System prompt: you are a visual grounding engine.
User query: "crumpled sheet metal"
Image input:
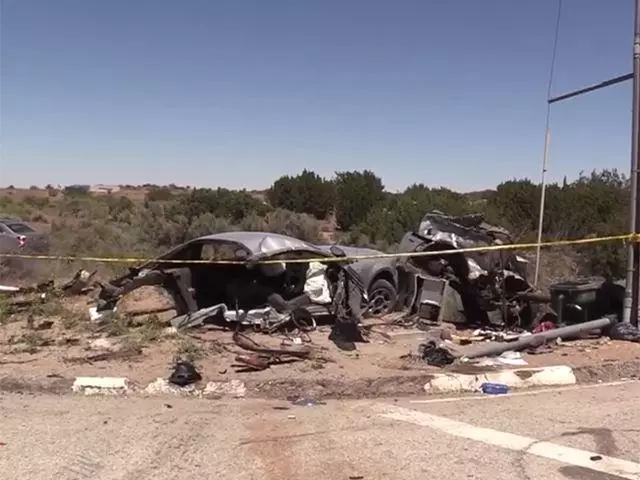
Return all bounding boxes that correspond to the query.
[171,303,290,329]
[416,212,527,283]
[61,269,97,295]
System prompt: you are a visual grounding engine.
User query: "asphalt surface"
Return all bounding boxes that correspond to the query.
[0,381,639,480]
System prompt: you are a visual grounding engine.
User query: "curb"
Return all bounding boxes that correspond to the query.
[423,365,576,394]
[72,376,129,396]
[0,359,637,399]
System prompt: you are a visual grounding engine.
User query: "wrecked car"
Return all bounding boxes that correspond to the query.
[396,211,553,329]
[316,244,399,317]
[96,231,367,332]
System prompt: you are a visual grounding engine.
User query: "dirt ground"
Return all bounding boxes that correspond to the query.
[1,285,639,397]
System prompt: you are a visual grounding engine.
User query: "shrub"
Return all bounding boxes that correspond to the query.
[145,187,174,202]
[63,185,90,197]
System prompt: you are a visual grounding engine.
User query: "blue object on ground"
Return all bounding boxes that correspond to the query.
[481,382,510,395]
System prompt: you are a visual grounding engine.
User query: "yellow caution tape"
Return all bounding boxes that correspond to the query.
[0,232,638,265]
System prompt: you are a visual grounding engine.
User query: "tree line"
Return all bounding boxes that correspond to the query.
[0,167,630,280]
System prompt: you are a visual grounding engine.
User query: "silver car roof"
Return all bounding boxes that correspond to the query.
[184,231,330,259]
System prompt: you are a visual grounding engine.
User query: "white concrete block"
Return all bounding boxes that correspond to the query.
[142,378,199,396]
[204,379,246,398]
[424,365,576,394]
[72,376,129,395]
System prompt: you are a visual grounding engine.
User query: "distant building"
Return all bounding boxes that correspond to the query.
[90,184,121,194]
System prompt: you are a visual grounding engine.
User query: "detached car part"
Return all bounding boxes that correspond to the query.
[397,211,553,329]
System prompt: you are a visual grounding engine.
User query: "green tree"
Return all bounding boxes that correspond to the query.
[359,184,472,245]
[266,170,335,219]
[485,179,540,237]
[334,170,385,230]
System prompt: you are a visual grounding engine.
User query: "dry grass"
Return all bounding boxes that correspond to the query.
[173,337,205,364]
[0,187,154,202]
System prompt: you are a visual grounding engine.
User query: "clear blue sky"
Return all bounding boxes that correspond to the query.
[0,0,635,192]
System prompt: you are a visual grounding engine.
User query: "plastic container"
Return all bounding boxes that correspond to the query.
[480,382,510,395]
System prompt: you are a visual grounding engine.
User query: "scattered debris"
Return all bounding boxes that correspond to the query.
[0,285,20,293]
[418,340,456,367]
[234,354,270,370]
[466,351,528,367]
[89,306,118,323]
[329,322,367,351]
[532,320,557,334]
[60,269,97,295]
[163,326,178,336]
[35,320,54,331]
[481,382,510,395]
[287,395,326,407]
[89,338,118,352]
[470,329,525,343]
[608,322,640,342]
[232,331,312,370]
[168,361,202,387]
[2,226,638,388]
[63,346,143,365]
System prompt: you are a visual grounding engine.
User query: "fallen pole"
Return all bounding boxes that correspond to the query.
[461,317,615,359]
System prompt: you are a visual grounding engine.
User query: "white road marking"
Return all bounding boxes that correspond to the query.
[380,405,640,480]
[408,380,638,404]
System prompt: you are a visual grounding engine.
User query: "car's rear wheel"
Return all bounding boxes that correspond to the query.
[365,278,398,317]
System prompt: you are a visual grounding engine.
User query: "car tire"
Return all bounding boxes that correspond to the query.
[366,278,398,317]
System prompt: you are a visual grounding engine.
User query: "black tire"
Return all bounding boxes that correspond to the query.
[366,278,398,317]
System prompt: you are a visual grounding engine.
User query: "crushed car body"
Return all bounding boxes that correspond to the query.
[316,244,399,317]
[396,211,554,329]
[96,231,367,332]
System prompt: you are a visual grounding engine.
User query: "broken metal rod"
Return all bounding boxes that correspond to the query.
[461,317,614,359]
[548,73,633,104]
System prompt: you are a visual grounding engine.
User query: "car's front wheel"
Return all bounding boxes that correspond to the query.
[365,278,398,317]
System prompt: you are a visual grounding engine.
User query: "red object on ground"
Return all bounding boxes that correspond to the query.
[533,321,557,334]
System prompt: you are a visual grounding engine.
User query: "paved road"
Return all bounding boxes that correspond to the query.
[1,381,639,480]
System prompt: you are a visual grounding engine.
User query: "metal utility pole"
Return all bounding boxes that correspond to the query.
[545,0,639,325]
[623,0,640,325]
